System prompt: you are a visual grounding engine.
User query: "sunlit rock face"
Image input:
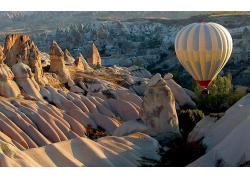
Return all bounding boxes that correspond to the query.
[163,73,196,109]
[74,56,85,70]
[12,56,43,101]
[87,43,102,67]
[77,53,92,71]
[3,34,47,87]
[49,40,65,73]
[0,132,161,167]
[64,49,75,65]
[0,45,21,97]
[139,73,181,146]
[4,34,31,67]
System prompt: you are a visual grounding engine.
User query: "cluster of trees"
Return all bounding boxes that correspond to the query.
[192,75,233,114]
[160,74,246,166]
[175,74,247,141]
[192,74,246,115]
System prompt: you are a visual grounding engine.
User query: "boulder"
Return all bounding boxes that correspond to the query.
[139,73,181,145]
[164,73,173,80]
[139,69,152,78]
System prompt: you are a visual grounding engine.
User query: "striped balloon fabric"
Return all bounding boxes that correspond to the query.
[174,22,233,89]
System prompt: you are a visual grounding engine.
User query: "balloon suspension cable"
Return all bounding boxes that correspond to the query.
[201,88,209,95]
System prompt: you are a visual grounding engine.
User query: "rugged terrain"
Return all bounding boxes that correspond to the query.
[1,11,250,167]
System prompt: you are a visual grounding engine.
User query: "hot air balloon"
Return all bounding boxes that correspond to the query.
[174,22,233,94]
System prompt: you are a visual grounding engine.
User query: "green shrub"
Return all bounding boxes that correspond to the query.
[228,92,247,107]
[171,72,181,85]
[134,58,142,67]
[193,75,233,115]
[178,109,205,140]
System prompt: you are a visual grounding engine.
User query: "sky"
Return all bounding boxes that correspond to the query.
[0,0,248,11]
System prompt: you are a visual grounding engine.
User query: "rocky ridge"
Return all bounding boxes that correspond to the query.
[0,34,198,166]
[0,28,250,167]
[28,13,250,89]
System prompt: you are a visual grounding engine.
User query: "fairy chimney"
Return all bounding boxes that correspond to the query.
[87,43,102,67]
[49,40,65,72]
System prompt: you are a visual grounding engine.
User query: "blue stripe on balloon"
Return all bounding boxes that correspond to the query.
[193,24,200,51]
[175,23,194,49]
[204,24,212,51]
[211,60,221,76]
[186,61,198,80]
[182,24,195,50]
[206,61,211,79]
[195,61,203,79]
[210,24,222,49]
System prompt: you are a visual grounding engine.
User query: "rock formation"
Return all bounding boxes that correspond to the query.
[0,46,21,97]
[49,40,65,72]
[77,53,92,71]
[187,93,250,167]
[57,67,71,84]
[4,34,31,67]
[64,49,75,65]
[74,56,84,70]
[87,43,102,67]
[12,55,43,101]
[3,34,47,87]
[113,119,149,137]
[164,73,196,109]
[0,132,161,167]
[128,65,152,79]
[67,78,85,93]
[139,73,181,146]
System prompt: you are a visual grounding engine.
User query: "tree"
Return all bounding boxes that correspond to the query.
[171,72,181,85]
[178,109,205,140]
[134,58,142,67]
[193,75,233,115]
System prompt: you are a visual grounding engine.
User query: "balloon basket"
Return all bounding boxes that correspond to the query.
[201,88,209,95]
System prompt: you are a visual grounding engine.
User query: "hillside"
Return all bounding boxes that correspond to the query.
[1,11,250,168]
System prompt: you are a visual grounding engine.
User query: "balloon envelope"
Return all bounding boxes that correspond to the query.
[174,22,233,89]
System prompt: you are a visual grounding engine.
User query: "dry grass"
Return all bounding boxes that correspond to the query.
[85,124,109,140]
[109,115,124,124]
[67,65,131,90]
